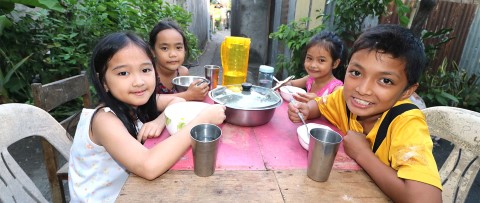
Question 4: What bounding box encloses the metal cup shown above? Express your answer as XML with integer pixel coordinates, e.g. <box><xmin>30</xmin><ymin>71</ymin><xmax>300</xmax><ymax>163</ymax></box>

<box><xmin>307</xmin><ymin>128</ymin><xmax>343</xmax><ymax>182</ymax></box>
<box><xmin>204</xmin><ymin>65</ymin><xmax>220</xmax><ymax>90</ymax></box>
<box><xmin>190</xmin><ymin>124</ymin><xmax>222</xmax><ymax>177</ymax></box>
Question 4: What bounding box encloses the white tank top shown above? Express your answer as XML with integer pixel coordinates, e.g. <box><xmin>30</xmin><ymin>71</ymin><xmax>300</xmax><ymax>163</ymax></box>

<box><xmin>68</xmin><ymin>108</ymin><xmax>141</xmax><ymax>202</ymax></box>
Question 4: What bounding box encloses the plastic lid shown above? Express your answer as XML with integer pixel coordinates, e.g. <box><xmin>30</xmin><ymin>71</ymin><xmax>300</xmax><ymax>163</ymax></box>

<box><xmin>259</xmin><ymin>65</ymin><xmax>274</xmax><ymax>73</ymax></box>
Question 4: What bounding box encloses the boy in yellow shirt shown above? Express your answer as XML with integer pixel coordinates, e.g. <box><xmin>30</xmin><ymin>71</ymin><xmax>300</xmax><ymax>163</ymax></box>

<box><xmin>288</xmin><ymin>24</ymin><xmax>442</xmax><ymax>202</ymax></box>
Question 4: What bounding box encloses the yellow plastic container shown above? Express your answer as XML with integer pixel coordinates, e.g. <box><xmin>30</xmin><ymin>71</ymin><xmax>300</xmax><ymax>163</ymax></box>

<box><xmin>221</xmin><ymin>36</ymin><xmax>251</xmax><ymax>85</ymax></box>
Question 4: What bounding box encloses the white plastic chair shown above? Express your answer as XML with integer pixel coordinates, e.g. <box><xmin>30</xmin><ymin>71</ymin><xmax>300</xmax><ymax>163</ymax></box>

<box><xmin>0</xmin><ymin>103</ymin><xmax>72</xmax><ymax>203</ymax></box>
<box><xmin>422</xmin><ymin>106</ymin><xmax>480</xmax><ymax>203</ymax></box>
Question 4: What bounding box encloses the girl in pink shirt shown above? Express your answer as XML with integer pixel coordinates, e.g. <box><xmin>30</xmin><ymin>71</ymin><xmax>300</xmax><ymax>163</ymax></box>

<box><xmin>287</xmin><ymin>31</ymin><xmax>346</xmax><ymax>103</ymax></box>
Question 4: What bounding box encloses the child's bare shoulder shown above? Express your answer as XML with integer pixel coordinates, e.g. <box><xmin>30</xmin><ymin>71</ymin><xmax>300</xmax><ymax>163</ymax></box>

<box><xmin>92</xmin><ymin>107</ymin><xmax>121</xmax><ymax>124</ymax></box>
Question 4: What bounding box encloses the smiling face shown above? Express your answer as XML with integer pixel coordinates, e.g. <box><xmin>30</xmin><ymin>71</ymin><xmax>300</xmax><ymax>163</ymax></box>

<box><xmin>103</xmin><ymin>44</ymin><xmax>156</xmax><ymax>108</ymax></box>
<box><xmin>153</xmin><ymin>29</ymin><xmax>186</xmax><ymax>73</ymax></box>
<box><xmin>343</xmin><ymin>49</ymin><xmax>417</xmax><ymax>121</ymax></box>
<box><xmin>304</xmin><ymin>44</ymin><xmax>339</xmax><ymax>80</ymax></box>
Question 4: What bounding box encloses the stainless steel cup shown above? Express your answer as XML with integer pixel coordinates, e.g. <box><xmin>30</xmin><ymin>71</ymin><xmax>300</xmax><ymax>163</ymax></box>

<box><xmin>204</xmin><ymin>65</ymin><xmax>220</xmax><ymax>90</ymax></box>
<box><xmin>307</xmin><ymin>128</ymin><xmax>343</xmax><ymax>182</ymax></box>
<box><xmin>190</xmin><ymin>124</ymin><xmax>222</xmax><ymax>177</ymax></box>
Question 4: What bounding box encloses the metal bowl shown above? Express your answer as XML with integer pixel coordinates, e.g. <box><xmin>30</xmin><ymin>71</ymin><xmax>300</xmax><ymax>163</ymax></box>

<box><xmin>172</xmin><ymin>76</ymin><xmax>210</xmax><ymax>92</ymax></box>
<box><xmin>209</xmin><ymin>83</ymin><xmax>282</xmax><ymax>126</ymax></box>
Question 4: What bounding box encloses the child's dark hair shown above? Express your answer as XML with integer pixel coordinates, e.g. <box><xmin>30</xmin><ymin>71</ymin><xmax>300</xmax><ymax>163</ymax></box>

<box><xmin>149</xmin><ymin>20</ymin><xmax>190</xmax><ymax>61</ymax></box>
<box><xmin>305</xmin><ymin>30</ymin><xmax>347</xmax><ymax>71</ymax></box>
<box><xmin>90</xmin><ymin>32</ymin><xmax>160</xmax><ymax>138</ymax></box>
<box><xmin>349</xmin><ymin>24</ymin><xmax>426</xmax><ymax>88</ymax></box>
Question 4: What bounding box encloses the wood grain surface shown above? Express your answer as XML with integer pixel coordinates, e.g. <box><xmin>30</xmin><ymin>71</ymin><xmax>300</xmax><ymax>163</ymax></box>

<box><xmin>117</xmin><ymin>169</ymin><xmax>390</xmax><ymax>202</ymax></box>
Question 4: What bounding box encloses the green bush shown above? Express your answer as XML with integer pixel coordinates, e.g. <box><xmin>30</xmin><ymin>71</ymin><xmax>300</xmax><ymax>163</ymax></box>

<box><xmin>415</xmin><ymin>28</ymin><xmax>480</xmax><ymax>112</ymax></box>
<box><xmin>269</xmin><ymin>17</ymin><xmax>325</xmax><ymax>79</ymax></box>
<box><xmin>0</xmin><ymin>0</ymin><xmax>200</xmax><ymax>103</ymax></box>
<box><xmin>418</xmin><ymin>59</ymin><xmax>480</xmax><ymax>112</ymax></box>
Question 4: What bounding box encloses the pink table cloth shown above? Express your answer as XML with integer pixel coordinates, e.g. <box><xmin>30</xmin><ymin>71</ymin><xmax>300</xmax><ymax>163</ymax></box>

<box><xmin>144</xmin><ymin>97</ymin><xmax>361</xmax><ymax>171</ymax></box>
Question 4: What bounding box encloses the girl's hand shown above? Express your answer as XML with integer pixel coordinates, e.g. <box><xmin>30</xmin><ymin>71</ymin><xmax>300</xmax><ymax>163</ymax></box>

<box><xmin>293</xmin><ymin>92</ymin><xmax>317</xmax><ymax>103</ymax></box>
<box><xmin>137</xmin><ymin>119</ymin><xmax>164</xmax><ymax>142</ymax></box>
<box><xmin>343</xmin><ymin>130</ymin><xmax>371</xmax><ymax>161</ymax></box>
<box><xmin>196</xmin><ymin>104</ymin><xmax>226</xmax><ymax>125</ymax></box>
<box><xmin>186</xmin><ymin>79</ymin><xmax>209</xmax><ymax>101</ymax></box>
<box><xmin>287</xmin><ymin>102</ymin><xmax>310</xmax><ymax>123</ymax></box>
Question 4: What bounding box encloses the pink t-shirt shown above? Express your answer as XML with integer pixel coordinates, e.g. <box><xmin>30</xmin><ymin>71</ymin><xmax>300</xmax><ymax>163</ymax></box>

<box><xmin>306</xmin><ymin>77</ymin><xmax>343</xmax><ymax>96</ymax></box>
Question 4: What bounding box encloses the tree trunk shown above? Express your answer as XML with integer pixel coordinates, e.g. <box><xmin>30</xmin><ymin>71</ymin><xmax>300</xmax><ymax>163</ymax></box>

<box><xmin>410</xmin><ymin>0</ymin><xmax>437</xmax><ymax>37</ymax></box>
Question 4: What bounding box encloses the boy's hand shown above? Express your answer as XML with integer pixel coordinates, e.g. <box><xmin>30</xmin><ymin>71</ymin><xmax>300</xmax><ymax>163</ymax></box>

<box><xmin>186</xmin><ymin>79</ymin><xmax>209</xmax><ymax>101</ymax></box>
<box><xmin>287</xmin><ymin>102</ymin><xmax>309</xmax><ymax>123</ymax></box>
<box><xmin>343</xmin><ymin>130</ymin><xmax>372</xmax><ymax>161</ymax></box>
<box><xmin>293</xmin><ymin>92</ymin><xmax>317</xmax><ymax>103</ymax></box>
<box><xmin>137</xmin><ymin>119</ymin><xmax>165</xmax><ymax>142</ymax></box>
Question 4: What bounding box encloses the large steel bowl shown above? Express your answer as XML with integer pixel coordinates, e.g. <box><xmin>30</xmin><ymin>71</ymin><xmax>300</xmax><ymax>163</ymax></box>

<box><xmin>172</xmin><ymin>76</ymin><xmax>210</xmax><ymax>92</ymax></box>
<box><xmin>209</xmin><ymin>83</ymin><xmax>282</xmax><ymax>127</ymax></box>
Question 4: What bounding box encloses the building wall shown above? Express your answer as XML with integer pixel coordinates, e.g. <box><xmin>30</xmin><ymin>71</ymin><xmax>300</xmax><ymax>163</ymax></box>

<box><xmin>294</xmin><ymin>0</ymin><xmax>326</xmax><ymax>30</ymax></box>
<box><xmin>231</xmin><ymin>0</ymin><xmax>271</xmax><ymax>68</ymax></box>
<box><xmin>164</xmin><ymin>0</ymin><xmax>210</xmax><ymax>49</ymax></box>
<box><xmin>459</xmin><ymin>6</ymin><xmax>480</xmax><ymax>77</ymax></box>
<box><xmin>443</xmin><ymin>0</ymin><xmax>480</xmax><ymax>3</ymax></box>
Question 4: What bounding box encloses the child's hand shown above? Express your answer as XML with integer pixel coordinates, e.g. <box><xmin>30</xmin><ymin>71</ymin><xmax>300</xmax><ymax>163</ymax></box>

<box><xmin>293</xmin><ymin>92</ymin><xmax>317</xmax><ymax>103</ymax></box>
<box><xmin>137</xmin><ymin>119</ymin><xmax>164</xmax><ymax>142</ymax></box>
<box><xmin>186</xmin><ymin>79</ymin><xmax>209</xmax><ymax>101</ymax></box>
<box><xmin>196</xmin><ymin>104</ymin><xmax>226</xmax><ymax>125</ymax></box>
<box><xmin>287</xmin><ymin>102</ymin><xmax>309</xmax><ymax>123</ymax></box>
<box><xmin>343</xmin><ymin>130</ymin><xmax>372</xmax><ymax>161</ymax></box>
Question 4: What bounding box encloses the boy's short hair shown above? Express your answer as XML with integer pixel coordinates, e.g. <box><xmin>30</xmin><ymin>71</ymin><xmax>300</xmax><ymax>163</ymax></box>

<box><xmin>349</xmin><ymin>24</ymin><xmax>426</xmax><ymax>87</ymax></box>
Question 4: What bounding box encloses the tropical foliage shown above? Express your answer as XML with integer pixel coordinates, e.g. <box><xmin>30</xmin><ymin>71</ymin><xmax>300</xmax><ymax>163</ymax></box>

<box><xmin>0</xmin><ymin>0</ymin><xmax>199</xmax><ymax>103</ymax></box>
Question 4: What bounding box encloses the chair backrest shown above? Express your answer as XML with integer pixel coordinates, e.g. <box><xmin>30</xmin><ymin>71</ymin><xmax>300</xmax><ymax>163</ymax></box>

<box><xmin>422</xmin><ymin>106</ymin><xmax>480</xmax><ymax>203</ymax></box>
<box><xmin>0</xmin><ymin>103</ymin><xmax>72</xmax><ymax>203</ymax></box>
<box><xmin>31</xmin><ymin>71</ymin><xmax>91</xmax><ymax>202</ymax></box>
<box><xmin>31</xmin><ymin>70</ymin><xmax>92</xmax><ymax>136</ymax></box>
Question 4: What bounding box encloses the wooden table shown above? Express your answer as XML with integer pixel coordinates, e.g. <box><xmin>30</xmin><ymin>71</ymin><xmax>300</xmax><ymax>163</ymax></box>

<box><xmin>117</xmin><ymin>99</ymin><xmax>390</xmax><ymax>202</ymax></box>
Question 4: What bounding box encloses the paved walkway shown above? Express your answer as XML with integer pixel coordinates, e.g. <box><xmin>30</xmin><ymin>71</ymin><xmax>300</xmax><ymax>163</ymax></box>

<box><xmin>188</xmin><ymin>29</ymin><xmax>227</xmax><ymax>77</ymax></box>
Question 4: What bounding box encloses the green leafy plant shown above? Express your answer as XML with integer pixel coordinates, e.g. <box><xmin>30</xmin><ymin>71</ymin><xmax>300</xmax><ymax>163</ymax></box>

<box><xmin>421</xmin><ymin>28</ymin><xmax>455</xmax><ymax>64</ymax></box>
<box><xmin>394</xmin><ymin>0</ymin><xmax>412</xmax><ymax>27</ymax></box>
<box><xmin>333</xmin><ymin>0</ymin><xmax>391</xmax><ymax>45</ymax></box>
<box><xmin>0</xmin><ymin>0</ymin><xmax>64</xmax><ymax>36</ymax></box>
<box><xmin>1</xmin><ymin>0</ymin><xmax>200</xmax><ymax>103</ymax></box>
<box><xmin>0</xmin><ymin>48</ymin><xmax>31</xmax><ymax>103</ymax></box>
<box><xmin>269</xmin><ymin>17</ymin><xmax>325</xmax><ymax>78</ymax></box>
<box><xmin>418</xmin><ymin>58</ymin><xmax>480</xmax><ymax>112</ymax></box>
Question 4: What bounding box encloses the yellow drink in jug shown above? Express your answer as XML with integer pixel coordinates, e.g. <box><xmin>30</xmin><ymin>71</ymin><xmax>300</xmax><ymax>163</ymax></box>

<box><xmin>221</xmin><ymin>36</ymin><xmax>250</xmax><ymax>85</ymax></box>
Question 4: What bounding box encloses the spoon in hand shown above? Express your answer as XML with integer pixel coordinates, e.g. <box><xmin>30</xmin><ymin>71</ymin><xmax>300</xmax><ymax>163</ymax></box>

<box><xmin>285</xmin><ymin>86</ymin><xmax>308</xmax><ymax>134</ymax></box>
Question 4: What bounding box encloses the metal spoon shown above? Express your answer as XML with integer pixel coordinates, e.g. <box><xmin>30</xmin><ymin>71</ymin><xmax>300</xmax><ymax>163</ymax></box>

<box><xmin>272</xmin><ymin>76</ymin><xmax>281</xmax><ymax>83</ymax></box>
<box><xmin>271</xmin><ymin>75</ymin><xmax>295</xmax><ymax>91</ymax></box>
<box><xmin>285</xmin><ymin>86</ymin><xmax>308</xmax><ymax>134</ymax></box>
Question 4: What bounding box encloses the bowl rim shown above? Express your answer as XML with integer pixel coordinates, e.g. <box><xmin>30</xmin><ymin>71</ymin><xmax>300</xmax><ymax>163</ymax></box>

<box><xmin>164</xmin><ymin>101</ymin><xmax>210</xmax><ymax>118</ymax></box>
<box><xmin>172</xmin><ymin>76</ymin><xmax>210</xmax><ymax>86</ymax></box>
<box><xmin>296</xmin><ymin>123</ymin><xmax>332</xmax><ymax>150</ymax></box>
<box><xmin>279</xmin><ymin>85</ymin><xmax>307</xmax><ymax>94</ymax></box>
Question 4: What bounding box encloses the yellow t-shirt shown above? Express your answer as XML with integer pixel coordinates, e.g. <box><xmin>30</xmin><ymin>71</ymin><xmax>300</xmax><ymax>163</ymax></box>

<box><xmin>315</xmin><ymin>88</ymin><xmax>442</xmax><ymax>190</ymax></box>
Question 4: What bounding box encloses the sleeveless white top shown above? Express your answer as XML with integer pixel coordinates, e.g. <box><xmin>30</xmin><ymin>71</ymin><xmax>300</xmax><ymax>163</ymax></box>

<box><xmin>69</xmin><ymin>108</ymin><xmax>142</xmax><ymax>202</ymax></box>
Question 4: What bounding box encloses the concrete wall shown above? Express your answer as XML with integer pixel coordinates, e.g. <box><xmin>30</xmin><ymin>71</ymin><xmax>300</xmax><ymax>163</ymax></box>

<box><xmin>294</xmin><ymin>0</ymin><xmax>325</xmax><ymax>29</ymax></box>
<box><xmin>231</xmin><ymin>0</ymin><xmax>271</xmax><ymax>69</ymax></box>
<box><xmin>164</xmin><ymin>0</ymin><xmax>210</xmax><ymax>49</ymax></box>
